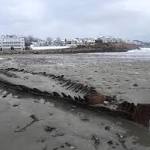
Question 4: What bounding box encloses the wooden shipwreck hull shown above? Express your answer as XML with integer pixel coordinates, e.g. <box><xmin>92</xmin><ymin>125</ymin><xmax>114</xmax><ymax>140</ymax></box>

<box><xmin>0</xmin><ymin>68</ymin><xmax>149</xmax><ymax>127</ymax></box>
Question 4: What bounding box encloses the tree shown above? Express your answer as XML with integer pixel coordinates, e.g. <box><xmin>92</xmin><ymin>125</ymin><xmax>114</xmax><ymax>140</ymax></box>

<box><xmin>95</xmin><ymin>38</ymin><xmax>103</xmax><ymax>44</ymax></box>
<box><xmin>46</xmin><ymin>37</ymin><xmax>53</xmax><ymax>45</ymax></box>
<box><xmin>24</xmin><ymin>36</ymin><xmax>38</xmax><ymax>47</ymax></box>
<box><xmin>54</xmin><ymin>37</ymin><xmax>63</xmax><ymax>46</ymax></box>
<box><xmin>24</xmin><ymin>36</ymin><xmax>39</xmax><ymax>49</ymax></box>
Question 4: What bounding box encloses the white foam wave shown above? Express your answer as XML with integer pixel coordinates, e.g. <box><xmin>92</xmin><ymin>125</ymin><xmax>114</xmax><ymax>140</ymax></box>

<box><xmin>127</xmin><ymin>48</ymin><xmax>150</xmax><ymax>54</ymax></box>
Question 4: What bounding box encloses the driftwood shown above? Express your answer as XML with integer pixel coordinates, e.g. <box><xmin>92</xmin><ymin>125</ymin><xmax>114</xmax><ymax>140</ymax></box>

<box><xmin>0</xmin><ymin>68</ymin><xmax>149</xmax><ymax>127</ymax></box>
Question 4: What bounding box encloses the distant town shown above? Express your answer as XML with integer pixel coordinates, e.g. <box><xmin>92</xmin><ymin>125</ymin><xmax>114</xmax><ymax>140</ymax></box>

<box><xmin>0</xmin><ymin>35</ymin><xmax>150</xmax><ymax>53</ymax></box>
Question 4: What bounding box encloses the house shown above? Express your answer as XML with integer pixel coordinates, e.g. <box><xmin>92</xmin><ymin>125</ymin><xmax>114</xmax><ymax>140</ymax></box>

<box><xmin>0</xmin><ymin>35</ymin><xmax>25</xmax><ymax>51</ymax></box>
<box><xmin>99</xmin><ymin>36</ymin><xmax>123</xmax><ymax>43</ymax></box>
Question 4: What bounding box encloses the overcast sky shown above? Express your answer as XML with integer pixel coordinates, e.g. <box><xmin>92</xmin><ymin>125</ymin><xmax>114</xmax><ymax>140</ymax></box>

<box><xmin>0</xmin><ymin>0</ymin><xmax>150</xmax><ymax>40</ymax></box>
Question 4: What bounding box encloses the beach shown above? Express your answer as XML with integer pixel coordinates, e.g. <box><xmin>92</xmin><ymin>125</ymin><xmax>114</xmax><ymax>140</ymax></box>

<box><xmin>0</xmin><ymin>48</ymin><xmax>150</xmax><ymax>150</ymax></box>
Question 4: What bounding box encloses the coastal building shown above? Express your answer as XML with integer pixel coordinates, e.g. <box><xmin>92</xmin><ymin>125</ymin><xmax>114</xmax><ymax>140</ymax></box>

<box><xmin>64</xmin><ymin>38</ymin><xmax>95</xmax><ymax>46</ymax></box>
<box><xmin>32</xmin><ymin>38</ymin><xmax>65</xmax><ymax>47</ymax></box>
<box><xmin>82</xmin><ymin>38</ymin><xmax>96</xmax><ymax>45</ymax></box>
<box><xmin>99</xmin><ymin>36</ymin><xmax>124</xmax><ymax>43</ymax></box>
<box><xmin>132</xmin><ymin>40</ymin><xmax>144</xmax><ymax>46</ymax></box>
<box><xmin>0</xmin><ymin>35</ymin><xmax>25</xmax><ymax>51</ymax></box>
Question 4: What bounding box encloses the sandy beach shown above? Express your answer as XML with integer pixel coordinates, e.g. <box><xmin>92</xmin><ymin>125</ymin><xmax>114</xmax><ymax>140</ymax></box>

<box><xmin>0</xmin><ymin>48</ymin><xmax>150</xmax><ymax>150</ymax></box>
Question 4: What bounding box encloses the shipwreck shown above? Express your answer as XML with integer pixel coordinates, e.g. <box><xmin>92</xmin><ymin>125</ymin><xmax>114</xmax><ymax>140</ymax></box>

<box><xmin>0</xmin><ymin>68</ymin><xmax>149</xmax><ymax>127</ymax></box>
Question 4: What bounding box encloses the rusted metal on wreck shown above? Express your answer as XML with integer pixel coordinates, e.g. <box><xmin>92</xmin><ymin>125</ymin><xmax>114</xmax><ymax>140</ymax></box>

<box><xmin>0</xmin><ymin>67</ymin><xmax>150</xmax><ymax>128</ymax></box>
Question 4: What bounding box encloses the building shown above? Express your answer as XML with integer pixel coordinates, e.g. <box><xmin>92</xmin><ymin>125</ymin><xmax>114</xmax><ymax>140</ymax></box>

<box><xmin>0</xmin><ymin>35</ymin><xmax>25</xmax><ymax>51</ymax></box>
<box><xmin>132</xmin><ymin>40</ymin><xmax>144</xmax><ymax>46</ymax></box>
<box><xmin>99</xmin><ymin>36</ymin><xmax>124</xmax><ymax>43</ymax></box>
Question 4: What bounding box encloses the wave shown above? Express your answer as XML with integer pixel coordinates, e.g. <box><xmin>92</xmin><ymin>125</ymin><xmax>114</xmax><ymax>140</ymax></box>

<box><xmin>127</xmin><ymin>48</ymin><xmax>150</xmax><ymax>54</ymax></box>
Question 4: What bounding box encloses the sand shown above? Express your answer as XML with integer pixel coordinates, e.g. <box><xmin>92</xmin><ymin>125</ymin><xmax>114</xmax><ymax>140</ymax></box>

<box><xmin>0</xmin><ymin>50</ymin><xmax>150</xmax><ymax>150</ymax></box>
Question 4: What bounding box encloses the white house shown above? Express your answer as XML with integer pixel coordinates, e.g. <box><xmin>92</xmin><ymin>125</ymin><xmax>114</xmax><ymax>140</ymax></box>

<box><xmin>0</xmin><ymin>35</ymin><xmax>25</xmax><ymax>51</ymax></box>
<box><xmin>99</xmin><ymin>36</ymin><xmax>124</xmax><ymax>43</ymax></box>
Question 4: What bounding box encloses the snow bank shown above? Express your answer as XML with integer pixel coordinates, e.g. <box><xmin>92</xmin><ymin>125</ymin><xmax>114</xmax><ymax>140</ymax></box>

<box><xmin>31</xmin><ymin>45</ymin><xmax>71</xmax><ymax>50</ymax></box>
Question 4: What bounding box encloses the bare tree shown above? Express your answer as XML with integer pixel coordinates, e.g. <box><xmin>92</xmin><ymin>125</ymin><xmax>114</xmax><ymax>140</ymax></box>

<box><xmin>46</xmin><ymin>37</ymin><xmax>53</xmax><ymax>46</ymax></box>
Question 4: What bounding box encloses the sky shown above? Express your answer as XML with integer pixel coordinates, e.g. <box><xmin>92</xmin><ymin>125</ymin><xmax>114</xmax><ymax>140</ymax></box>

<box><xmin>0</xmin><ymin>0</ymin><xmax>150</xmax><ymax>41</ymax></box>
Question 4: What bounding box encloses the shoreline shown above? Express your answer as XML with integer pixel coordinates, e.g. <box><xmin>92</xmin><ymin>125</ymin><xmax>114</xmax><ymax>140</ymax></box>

<box><xmin>0</xmin><ymin>47</ymin><xmax>133</xmax><ymax>55</ymax></box>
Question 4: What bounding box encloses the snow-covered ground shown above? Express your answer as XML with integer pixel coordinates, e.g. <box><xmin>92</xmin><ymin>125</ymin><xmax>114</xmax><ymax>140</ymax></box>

<box><xmin>31</xmin><ymin>45</ymin><xmax>71</xmax><ymax>50</ymax></box>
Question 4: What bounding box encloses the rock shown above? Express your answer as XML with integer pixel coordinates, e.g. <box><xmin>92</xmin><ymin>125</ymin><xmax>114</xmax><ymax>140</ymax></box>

<box><xmin>105</xmin><ymin>126</ymin><xmax>110</xmax><ymax>131</ymax></box>
<box><xmin>2</xmin><ymin>93</ymin><xmax>8</xmax><ymax>98</ymax></box>
<box><xmin>133</xmin><ymin>83</ymin><xmax>138</xmax><ymax>87</ymax></box>
<box><xmin>60</xmin><ymin>145</ymin><xmax>65</xmax><ymax>148</ymax></box>
<box><xmin>49</xmin><ymin>113</ymin><xmax>53</xmax><ymax>116</ymax></box>
<box><xmin>107</xmin><ymin>140</ymin><xmax>113</xmax><ymax>145</ymax></box>
<box><xmin>44</xmin><ymin>125</ymin><xmax>56</xmax><ymax>133</ymax></box>
<box><xmin>65</xmin><ymin>142</ymin><xmax>76</xmax><ymax>149</ymax></box>
<box><xmin>12</xmin><ymin>104</ymin><xmax>20</xmax><ymax>107</ymax></box>
<box><xmin>91</xmin><ymin>135</ymin><xmax>100</xmax><ymax>147</ymax></box>
<box><xmin>9</xmin><ymin>99</ymin><xmax>21</xmax><ymax>107</ymax></box>
<box><xmin>30</xmin><ymin>114</ymin><xmax>39</xmax><ymax>121</ymax></box>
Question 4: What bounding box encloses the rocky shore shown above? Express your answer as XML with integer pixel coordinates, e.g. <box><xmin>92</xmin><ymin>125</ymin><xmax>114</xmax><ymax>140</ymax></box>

<box><xmin>0</xmin><ymin>42</ymin><xmax>139</xmax><ymax>55</ymax></box>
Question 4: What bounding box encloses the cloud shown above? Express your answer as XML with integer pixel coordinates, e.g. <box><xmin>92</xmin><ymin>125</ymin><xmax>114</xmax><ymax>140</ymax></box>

<box><xmin>0</xmin><ymin>0</ymin><xmax>150</xmax><ymax>40</ymax></box>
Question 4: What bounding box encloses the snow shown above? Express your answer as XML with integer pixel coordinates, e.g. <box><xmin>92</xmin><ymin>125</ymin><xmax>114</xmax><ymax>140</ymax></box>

<box><xmin>31</xmin><ymin>45</ymin><xmax>71</xmax><ymax>50</ymax></box>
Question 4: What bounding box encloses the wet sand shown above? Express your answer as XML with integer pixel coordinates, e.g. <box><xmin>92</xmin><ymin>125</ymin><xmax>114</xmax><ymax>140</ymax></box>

<box><xmin>0</xmin><ymin>50</ymin><xmax>150</xmax><ymax>150</ymax></box>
